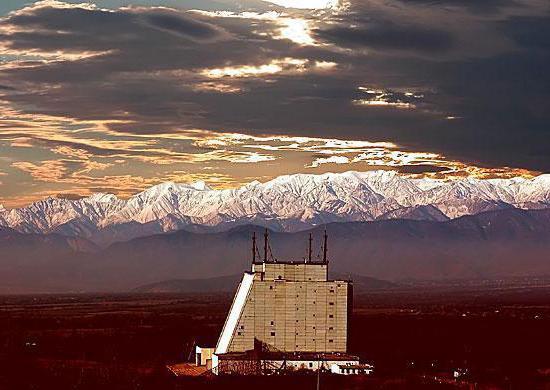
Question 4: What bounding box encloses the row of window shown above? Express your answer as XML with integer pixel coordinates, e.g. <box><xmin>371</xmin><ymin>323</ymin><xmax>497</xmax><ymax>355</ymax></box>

<box><xmin>240</xmin><ymin>323</ymin><xmax>335</xmax><ymax>329</ymax></box>
<box><xmin>267</xmin><ymin>285</ymin><xmax>339</xmax><ymax>293</ymax></box>
<box><xmin>237</xmin><ymin>329</ymin><xmax>337</xmax><ymax>344</ymax></box>
<box><xmin>269</xmin><ymin>331</ymin><xmax>335</xmax><ymax>344</ymax></box>
<box><xmin>237</xmin><ymin>326</ymin><xmax>336</xmax><ymax>337</ymax></box>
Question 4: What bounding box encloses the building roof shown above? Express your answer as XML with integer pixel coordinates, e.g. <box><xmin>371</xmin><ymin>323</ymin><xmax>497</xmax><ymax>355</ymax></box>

<box><xmin>333</xmin><ymin>363</ymin><xmax>374</xmax><ymax>369</ymax></box>
<box><xmin>167</xmin><ymin>363</ymin><xmax>211</xmax><ymax>377</ymax></box>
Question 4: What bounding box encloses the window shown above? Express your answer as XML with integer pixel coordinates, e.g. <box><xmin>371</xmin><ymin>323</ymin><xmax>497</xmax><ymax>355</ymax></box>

<box><xmin>329</xmin><ymin>289</ymin><xmax>334</xmax><ymax>293</ymax></box>
<box><xmin>270</xmin><ymin>331</ymin><xmax>275</xmax><ymax>336</ymax></box>
<box><xmin>313</xmin><ymin>326</ymin><xmax>316</xmax><ymax>329</ymax></box>
<box><xmin>278</xmin><ymin>275</ymin><xmax>282</xmax><ymax>280</ymax></box>
<box><xmin>329</xmin><ymin>327</ymin><xmax>334</xmax><ymax>330</ymax></box>
<box><xmin>237</xmin><ymin>332</ymin><xmax>242</xmax><ymax>336</ymax></box>
<box><xmin>240</xmin><ymin>325</ymin><xmax>244</xmax><ymax>329</ymax></box>
<box><xmin>329</xmin><ymin>314</ymin><xmax>334</xmax><ymax>318</ymax></box>
<box><xmin>309</xmin><ymin>363</ymin><xmax>313</xmax><ymax>368</ymax></box>
<box><xmin>269</xmin><ymin>285</ymin><xmax>273</xmax><ymax>290</ymax></box>
<box><xmin>329</xmin><ymin>339</ymin><xmax>334</xmax><ymax>343</ymax></box>
<box><xmin>329</xmin><ymin>302</ymin><xmax>334</xmax><ymax>306</ymax></box>
<box><xmin>270</xmin><ymin>321</ymin><xmax>274</xmax><ymax>325</ymax></box>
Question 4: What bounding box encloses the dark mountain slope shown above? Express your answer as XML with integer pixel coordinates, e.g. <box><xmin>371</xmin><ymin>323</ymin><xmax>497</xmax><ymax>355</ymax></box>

<box><xmin>1</xmin><ymin>209</ymin><xmax>549</xmax><ymax>293</ymax></box>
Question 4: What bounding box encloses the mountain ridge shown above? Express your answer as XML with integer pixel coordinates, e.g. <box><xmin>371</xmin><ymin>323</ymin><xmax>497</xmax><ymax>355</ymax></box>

<box><xmin>1</xmin><ymin>171</ymin><xmax>549</xmax><ymax>246</ymax></box>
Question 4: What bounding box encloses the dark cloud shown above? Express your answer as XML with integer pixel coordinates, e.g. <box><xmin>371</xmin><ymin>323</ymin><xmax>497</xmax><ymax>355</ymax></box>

<box><xmin>396</xmin><ymin>0</ymin><xmax>519</xmax><ymax>15</ymax></box>
<box><xmin>499</xmin><ymin>16</ymin><xmax>550</xmax><ymax>50</ymax></box>
<box><xmin>142</xmin><ymin>11</ymin><xmax>225</xmax><ymax>40</ymax></box>
<box><xmin>397</xmin><ymin>165</ymin><xmax>450</xmax><ymax>174</ymax></box>
<box><xmin>1</xmin><ymin>5</ymin><xmax>226</xmax><ymax>53</ymax></box>
<box><xmin>54</xmin><ymin>193</ymin><xmax>86</xmax><ymax>200</ymax></box>
<box><xmin>315</xmin><ymin>22</ymin><xmax>454</xmax><ymax>53</ymax></box>
<box><xmin>0</xmin><ymin>0</ymin><xmax>549</xmax><ymax>174</ymax></box>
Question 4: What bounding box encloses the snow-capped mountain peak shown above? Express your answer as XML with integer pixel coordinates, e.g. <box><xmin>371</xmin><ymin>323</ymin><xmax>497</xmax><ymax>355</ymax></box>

<box><xmin>1</xmin><ymin>171</ymin><xmax>549</xmax><ymax>246</ymax></box>
<box><xmin>86</xmin><ymin>193</ymin><xmax>119</xmax><ymax>203</ymax></box>
<box><xmin>190</xmin><ymin>181</ymin><xmax>212</xmax><ymax>191</ymax></box>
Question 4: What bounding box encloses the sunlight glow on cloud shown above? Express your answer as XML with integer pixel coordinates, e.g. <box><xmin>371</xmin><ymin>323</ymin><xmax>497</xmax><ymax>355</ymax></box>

<box><xmin>200</xmin><ymin>58</ymin><xmax>326</xmax><ymax>78</ymax></box>
<box><xmin>278</xmin><ymin>17</ymin><xmax>316</xmax><ymax>45</ymax></box>
<box><xmin>308</xmin><ymin>155</ymin><xmax>349</xmax><ymax>167</ymax></box>
<box><xmin>352</xmin><ymin>87</ymin><xmax>424</xmax><ymax>109</ymax></box>
<box><xmin>353</xmin><ymin>100</ymin><xmax>415</xmax><ymax>109</ymax></box>
<box><xmin>190</xmin><ymin>9</ymin><xmax>318</xmax><ymax>46</ymax></box>
<box><xmin>263</xmin><ymin>0</ymin><xmax>341</xmax><ymax>10</ymax></box>
<box><xmin>1</xmin><ymin>116</ymin><xmax>539</xmax><ymax>208</ymax></box>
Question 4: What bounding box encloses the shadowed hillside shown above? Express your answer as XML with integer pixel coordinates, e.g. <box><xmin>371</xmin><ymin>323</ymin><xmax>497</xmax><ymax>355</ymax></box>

<box><xmin>1</xmin><ymin>209</ymin><xmax>550</xmax><ymax>293</ymax></box>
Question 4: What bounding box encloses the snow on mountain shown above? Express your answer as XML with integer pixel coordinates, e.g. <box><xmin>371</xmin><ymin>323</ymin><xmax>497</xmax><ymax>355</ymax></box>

<box><xmin>1</xmin><ymin>171</ymin><xmax>549</xmax><ymax>246</ymax></box>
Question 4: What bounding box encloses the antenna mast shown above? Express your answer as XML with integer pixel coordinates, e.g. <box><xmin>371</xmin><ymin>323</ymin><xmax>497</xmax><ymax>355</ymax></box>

<box><xmin>252</xmin><ymin>232</ymin><xmax>256</xmax><ymax>264</ymax></box>
<box><xmin>323</xmin><ymin>229</ymin><xmax>328</xmax><ymax>263</ymax></box>
<box><xmin>264</xmin><ymin>228</ymin><xmax>268</xmax><ymax>263</ymax></box>
<box><xmin>308</xmin><ymin>233</ymin><xmax>312</xmax><ymax>263</ymax></box>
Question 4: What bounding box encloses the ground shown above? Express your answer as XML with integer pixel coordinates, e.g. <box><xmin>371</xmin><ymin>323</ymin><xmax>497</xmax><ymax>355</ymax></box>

<box><xmin>1</xmin><ymin>283</ymin><xmax>550</xmax><ymax>389</ymax></box>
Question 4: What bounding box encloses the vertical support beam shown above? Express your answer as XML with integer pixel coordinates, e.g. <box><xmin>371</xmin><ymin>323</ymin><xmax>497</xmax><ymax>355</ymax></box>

<box><xmin>323</xmin><ymin>229</ymin><xmax>328</xmax><ymax>263</ymax></box>
<box><xmin>264</xmin><ymin>228</ymin><xmax>268</xmax><ymax>263</ymax></box>
<box><xmin>252</xmin><ymin>232</ymin><xmax>256</xmax><ymax>264</ymax></box>
<box><xmin>308</xmin><ymin>233</ymin><xmax>313</xmax><ymax>263</ymax></box>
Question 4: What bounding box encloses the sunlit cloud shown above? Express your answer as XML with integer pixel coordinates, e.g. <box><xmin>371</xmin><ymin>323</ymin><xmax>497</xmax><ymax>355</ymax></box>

<box><xmin>192</xmin><ymin>81</ymin><xmax>243</xmax><ymax>94</ymax></box>
<box><xmin>201</xmin><ymin>58</ymin><xmax>308</xmax><ymax>78</ymax></box>
<box><xmin>1</xmin><ymin>119</ymin><xmax>540</xmax><ymax>208</ymax></box>
<box><xmin>352</xmin><ymin>87</ymin><xmax>424</xmax><ymax>109</ymax></box>
<box><xmin>278</xmin><ymin>18</ymin><xmax>316</xmax><ymax>45</ymax></box>
<box><xmin>190</xmin><ymin>9</ymin><xmax>318</xmax><ymax>46</ymax></box>
<box><xmin>263</xmin><ymin>0</ymin><xmax>341</xmax><ymax>10</ymax></box>
<box><xmin>194</xmin><ymin>133</ymin><xmax>397</xmax><ymax>151</ymax></box>
<box><xmin>12</xmin><ymin>160</ymin><xmax>68</xmax><ymax>181</ymax></box>
<box><xmin>189</xmin><ymin>10</ymin><xmax>281</xmax><ymax>20</ymax></box>
<box><xmin>314</xmin><ymin>61</ymin><xmax>337</xmax><ymax>70</ymax></box>
<box><xmin>353</xmin><ymin>100</ymin><xmax>415</xmax><ymax>109</ymax></box>
<box><xmin>308</xmin><ymin>155</ymin><xmax>349</xmax><ymax>167</ymax></box>
<box><xmin>352</xmin><ymin>150</ymin><xmax>441</xmax><ymax>166</ymax></box>
<box><xmin>12</xmin><ymin>0</ymin><xmax>102</xmax><ymax>12</ymax></box>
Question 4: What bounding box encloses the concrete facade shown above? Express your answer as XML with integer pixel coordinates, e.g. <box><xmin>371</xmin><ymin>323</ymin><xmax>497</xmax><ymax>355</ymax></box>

<box><xmin>215</xmin><ymin>261</ymin><xmax>352</xmax><ymax>355</ymax></box>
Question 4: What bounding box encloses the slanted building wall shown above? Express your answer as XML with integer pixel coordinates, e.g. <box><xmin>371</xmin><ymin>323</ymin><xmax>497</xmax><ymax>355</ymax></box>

<box><xmin>215</xmin><ymin>262</ymin><xmax>350</xmax><ymax>354</ymax></box>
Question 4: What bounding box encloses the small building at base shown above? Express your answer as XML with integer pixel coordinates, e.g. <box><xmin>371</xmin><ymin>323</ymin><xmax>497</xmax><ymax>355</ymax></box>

<box><xmin>330</xmin><ymin>363</ymin><xmax>374</xmax><ymax>375</ymax></box>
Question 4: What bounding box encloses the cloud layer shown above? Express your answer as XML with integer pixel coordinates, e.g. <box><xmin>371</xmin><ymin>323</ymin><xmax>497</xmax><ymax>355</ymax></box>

<box><xmin>0</xmin><ymin>0</ymin><xmax>548</xmax><ymax>207</ymax></box>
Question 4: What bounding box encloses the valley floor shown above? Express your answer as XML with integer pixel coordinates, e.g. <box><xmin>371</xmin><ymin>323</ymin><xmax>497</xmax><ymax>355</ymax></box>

<box><xmin>1</xmin><ymin>283</ymin><xmax>550</xmax><ymax>389</ymax></box>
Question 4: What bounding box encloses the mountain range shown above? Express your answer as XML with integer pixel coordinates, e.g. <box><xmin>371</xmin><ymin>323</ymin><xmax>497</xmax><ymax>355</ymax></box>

<box><xmin>1</xmin><ymin>207</ymin><xmax>550</xmax><ymax>293</ymax></box>
<box><xmin>2</xmin><ymin>171</ymin><xmax>550</xmax><ymax>247</ymax></box>
<box><xmin>2</xmin><ymin>171</ymin><xmax>550</xmax><ymax>293</ymax></box>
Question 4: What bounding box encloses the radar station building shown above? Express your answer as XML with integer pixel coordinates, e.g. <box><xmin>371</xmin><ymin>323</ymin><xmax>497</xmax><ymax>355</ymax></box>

<box><xmin>197</xmin><ymin>230</ymin><xmax>359</xmax><ymax>375</ymax></box>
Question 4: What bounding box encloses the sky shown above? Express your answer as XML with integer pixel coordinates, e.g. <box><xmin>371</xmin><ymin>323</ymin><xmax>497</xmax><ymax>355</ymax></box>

<box><xmin>0</xmin><ymin>0</ymin><xmax>548</xmax><ymax>207</ymax></box>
